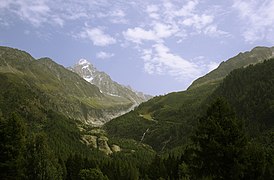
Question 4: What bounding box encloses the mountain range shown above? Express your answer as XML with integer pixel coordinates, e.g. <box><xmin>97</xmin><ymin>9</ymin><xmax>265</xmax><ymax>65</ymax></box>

<box><xmin>1</xmin><ymin>45</ymin><xmax>274</xmax><ymax>179</ymax></box>
<box><xmin>0</xmin><ymin>46</ymin><xmax>150</xmax><ymax>126</ymax></box>
<box><xmin>105</xmin><ymin>46</ymin><xmax>274</xmax><ymax>151</ymax></box>
<box><xmin>69</xmin><ymin>59</ymin><xmax>151</xmax><ymax>107</ymax></box>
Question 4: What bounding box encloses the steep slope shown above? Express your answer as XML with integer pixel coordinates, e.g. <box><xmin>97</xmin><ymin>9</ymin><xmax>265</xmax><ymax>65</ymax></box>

<box><xmin>0</xmin><ymin>71</ymin><xmax>96</xmax><ymax>159</ymax></box>
<box><xmin>69</xmin><ymin>59</ymin><xmax>151</xmax><ymax>107</ymax></box>
<box><xmin>104</xmin><ymin>46</ymin><xmax>274</xmax><ymax>151</ymax></box>
<box><xmin>188</xmin><ymin>46</ymin><xmax>274</xmax><ymax>90</ymax></box>
<box><xmin>209</xmin><ymin>58</ymin><xmax>274</xmax><ymax>133</ymax></box>
<box><xmin>0</xmin><ymin>46</ymin><xmax>157</xmax><ymax>158</ymax></box>
<box><xmin>0</xmin><ymin>46</ymin><xmax>133</xmax><ymax>126</ymax></box>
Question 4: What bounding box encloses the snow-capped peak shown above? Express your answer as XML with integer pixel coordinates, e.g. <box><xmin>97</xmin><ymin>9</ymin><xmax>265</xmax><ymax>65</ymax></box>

<box><xmin>78</xmin><ymin>59</ymin><xmax>90</xmax><ymax>65</ymax></box>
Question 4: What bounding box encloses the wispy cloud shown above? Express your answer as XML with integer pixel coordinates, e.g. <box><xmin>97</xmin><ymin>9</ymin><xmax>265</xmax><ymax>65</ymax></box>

<box><xmin>146</xmin><ymin>4</ymin><xmax>160</xmax><ymax>19</ymax></box>
<box><xmin>142</xmin><ymin>43</ymin><xmax>202</xmax><ymax>80</ymax></box>
<box><xmin>0</xmin><ymin>17</ymin><xmax>9</xmax><ymax>27</ymax></box>
<box><xmin>0</xmin><ymin>0</ymin><xmax>12</xmax><ymax>9</ymax></box>
<box><xmin>0</xmin><ymin>0</ymin><xmax>64</xmax><ymax>27</ymax></box>
<box><xmin>123</xmin><ymin>22</ymin><xmax>179</xmax><ymax>44</ymax></box>
<box><xmin>204</xmin><ymin>25</ymin><xmax>230</xmax><ymax>37</ymax></box>
<box><xmin>123</xmin><ymin>0</ymin><xmax>228</xmax><ymax>80</ymax></box>
<box><xmin>124</xmin><ymin>0</ymin><xmax>228</xmax><ymax>45</ymax></box>
<box><xmin>97</xmin><ymin>9</ymin><xmax>128</xmax><ymax>24</ymax></box>
<box><xmin>79</xmin><ymin>27</ymin><xmax>116</xmax><ymax>46</ymax></box>
<box><xmin>123</xmin><ymin>27</ymin><xmax>159</xmax><ymax>43</ymax></box>
<box><xmin>96</xmin><ymin>51</ymin><xmax>114</xmax><ymax>59</ymax></box>
<box><xmin>233</xmin><ymin>0</ymin><xmax>274</xmax><ymax>43</ymax></box>
<box><xmin>0</xmin><ymin>0</ymin><xmax>233</xmax><ymax>84</ymax></box>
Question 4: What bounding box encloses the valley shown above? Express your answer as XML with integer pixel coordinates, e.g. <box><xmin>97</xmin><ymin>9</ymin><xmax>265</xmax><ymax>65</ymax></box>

<box><xmin>1</xmin><ymin>46</ymin><xmax>274</xmax><ymax>179</ymax></box>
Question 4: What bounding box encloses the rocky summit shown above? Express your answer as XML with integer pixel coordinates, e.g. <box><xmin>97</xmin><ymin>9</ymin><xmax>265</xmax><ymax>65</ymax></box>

<box><xmin>69</xmin><ymin>59</ymin><xmax>152</xmax><ymax>107</ymax></box>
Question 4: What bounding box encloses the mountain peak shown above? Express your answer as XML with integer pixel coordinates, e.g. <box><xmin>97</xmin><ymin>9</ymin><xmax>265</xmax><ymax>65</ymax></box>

<box><xmin>70</xmin><ymin>60</ymin><xmax>152</xmax><ymax>108</ymax></box>
<box><xmin>78</xmin><ymin>59</ymin><xmax>90</xmax><ymax>65</ymax></box>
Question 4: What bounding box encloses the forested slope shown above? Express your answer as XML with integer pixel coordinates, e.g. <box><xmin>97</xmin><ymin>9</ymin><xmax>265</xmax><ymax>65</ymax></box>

<box><xmin>105</xmin><ymin>47</ymin><xmax>274</xmax><ymax>151</ymax></box>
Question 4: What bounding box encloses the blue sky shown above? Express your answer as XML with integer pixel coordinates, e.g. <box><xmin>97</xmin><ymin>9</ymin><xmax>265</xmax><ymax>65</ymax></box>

<box><xmin>1</xmin><ymin>0</ymin><xmax>274</xmax><ymax>95</ymax></box>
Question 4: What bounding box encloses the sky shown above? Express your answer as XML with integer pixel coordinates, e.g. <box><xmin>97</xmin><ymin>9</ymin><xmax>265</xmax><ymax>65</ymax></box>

<box><xmin>1</xmin><ymin>0</ymin><xmax>274</xmax><ymax>95</ymax></box>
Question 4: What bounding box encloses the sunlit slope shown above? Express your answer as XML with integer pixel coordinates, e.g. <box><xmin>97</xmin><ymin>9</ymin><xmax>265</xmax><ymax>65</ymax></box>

<box><xmin>104</xmin><ymin>46</ymin><xmax>274</xmax><ymax>151</ymax></box>
<box><xmin>0</xmin><ymin>46</ymin><xmax>133</xmax><ymax>125</ymax></box>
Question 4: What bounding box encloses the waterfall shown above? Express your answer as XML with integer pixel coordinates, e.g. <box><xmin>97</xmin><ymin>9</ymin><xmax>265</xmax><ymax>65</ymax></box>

<box><xmin>140</xmin><ymin>128</ymin><xmax>149</xmax><ymax>143</ymax></box>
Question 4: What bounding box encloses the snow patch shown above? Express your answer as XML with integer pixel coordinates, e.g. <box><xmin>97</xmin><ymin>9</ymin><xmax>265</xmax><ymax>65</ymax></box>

<box><xmin>79</xmin><ymin>59</ymin><xmax>90</xmax><ymax>65</ymax></box>
<box><xmin>107</xmin><ymin>93</ymin><xmax>121</xmax><ymax>97</ymax></box>
<box><xmin>82</xmin><ymin>65</ymin><xmax>89</xmax><ymax>69</ymax></box>
<box><xmin>84</xmin><ymin>76</ymin><xmax>93</xmax><ymax>82</ymax></box>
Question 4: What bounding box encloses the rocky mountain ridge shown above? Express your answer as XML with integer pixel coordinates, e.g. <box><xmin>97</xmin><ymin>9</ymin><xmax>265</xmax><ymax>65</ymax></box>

<box><xmin>69</xmin><ymin>59</ymin><xmax>152</xmax><ymax>108</ymax></box>
<box><xmin>105</xmin><ymin>46</ymin><xmax>274</xmax><ymax>151</ymax></box>
<box><xmin>0</xmin><ymin>46</ymin><xmax>141</xmax><ymax>126</ymax></box>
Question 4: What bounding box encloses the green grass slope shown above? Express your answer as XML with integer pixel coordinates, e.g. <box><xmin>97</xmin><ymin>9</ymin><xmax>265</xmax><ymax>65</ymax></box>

<box><xmin>0</xmin><ymin>46</ymin><xmax>133</xmax><ymax>125</ymax></box>
<box><xmin>188</xmin><ymin>46</ymin><xmax>274</xmax><ymax>90</ymax></box>
<box><xmin>104</xmin><ymin>46</ymin><xmax>274</xmax><ymax>151</ymax></box>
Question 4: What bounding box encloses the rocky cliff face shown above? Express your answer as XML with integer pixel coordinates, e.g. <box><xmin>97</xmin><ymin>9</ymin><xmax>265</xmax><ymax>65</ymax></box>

<box><xmin>69</xmin><ymin>59</ymin><xmax>152</xmax><ymax>108</ymax></box>
<box><xmin>0</xmin><ymin>46</ymin><xmax>142</xmax><ymax>126</ymax></box>
<box><xmin>81</xmin><ymin>128</ymin><xmax>121</xmax><ymax>155</ymax></box>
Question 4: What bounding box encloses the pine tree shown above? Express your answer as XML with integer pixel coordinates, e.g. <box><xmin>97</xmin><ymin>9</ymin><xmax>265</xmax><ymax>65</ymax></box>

<box><xmin>25</xmin><ymin>133</ymin><xmax>62</xmax><ymax>180</ymax></box>
<box><xmin>0</xmin><ymin>113</ymin><xmax>26</xmax><ymax>179</ymax></box>
<box><xmin>190</xmin><ymin>98</ymin><xmax>247</xmax><ymax>179</ymax></box>
<box><xmin>79</xmin><ymin>168</ymin><xmax>108</xmax><ymax>180</ymax></box>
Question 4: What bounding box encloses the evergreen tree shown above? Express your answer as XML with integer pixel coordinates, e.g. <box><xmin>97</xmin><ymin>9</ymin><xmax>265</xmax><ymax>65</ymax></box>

<box><xmin>148</xmin><ymin>155</ymin><xmax>167</xmax><ymax>179</ymax></box>
<box><xmin>190</xmin><ymin>98</ymin><xmax>247</xmax><ymax>179</ymax></box>
<box><xmin>0</xmin><ymin>113</ymin><xmax>26</xmax><ymax>179</ymax></box>
<box><xmin>25</xmin><ymin>133</ymin><xmax>62</xmax><ymax>180</ymax></box>
<box><xmin>66</xmin><ymin>154</ymin><xmax>84</xmax><ymax>180</ymax></box>
<box><xmin>79</xmin><ymin>168</ymin><xmax>108</xmax><ymax>180</ymax></box>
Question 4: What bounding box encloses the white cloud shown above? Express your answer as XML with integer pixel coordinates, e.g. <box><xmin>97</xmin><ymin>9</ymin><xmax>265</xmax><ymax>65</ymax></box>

<box><xmin>154</xmin><ymin>23</ymin><xmax>179</xmax><ymax>39</ymax></box>
<box><xmin>207</xmin><ymin>61</ymin><xmax>219</xmax><ymax>71</ymax></box>
<box><xmin>0</xmin><ymin>0</ymin><xmax>64</xmax><ymax>27</ymax></box>
<box><xmin>233</xmin><ymin>0</ymin><xmax>274</xmax><ymax>43</ymax></box>
<box><xmin>15</xmin><ymin>0</ymin><xmax>51</xmax><ymax>27</ymax></box>
<box><xmin>52</xmin><ymin>16</ymin><xmax>64</xmax><ymax>27</ymax></box>
<box><xmin>141</xmin><ymin>43</ymin><xmax>220</xmax><ymax>80</ymax></box>
<box><xmin>123</xmin><ymin>27</ymin><xmax>158</xmax><ymax>43</ymax></box>
<box><xmin>97</xmin><ymin>9</ymin><xmax>128</xmax><ymax>24</ymax></box>
<box><xmin>174</xmin><ymin>0</ymin><xmax>199</xmax><ymax>17</ymax></box>
<box><xmin>0</xmin><ymin>0</ymin><xmax>128</xmax><ymax>27</ymax></box>
<box><xmin>141</xmin><ymin>43</ymin><xmax>202</xmax><ymax>80</ymax></box>
<box><xmin>0</xmin><ymin>17</ymin><xmax>9</xmax><ymax>27</ymax></box>
<box><xmin>96</xmin><ymin>51</ymin><xmax>114</xmax><ymax>59</ymax></box>
<box><xmin>0</xmin><ymin>0</ymin><xmax>12</xmax><ymax>9</ymax></box>
<box><xmin>110</xmin><ymin>9</ymin><xmax>125</xmax><ymax>17</ymax></box>
<box><xmin>123</xmin><ymin>22</ymin><xmax>179</xmax><ymax>44</ymax></box>
<box><xmin>80</xmin><ymin>27</ymin><xmax>116</xmax><ymax>46</ymax></box>
<box><xmin>204</xmin><ymin>25</ymin><xmax>229</xmax><ymax>37</ymax></box>
<box><xmin>181</xmin><ymin>14</ymin><xmax>214</xmax><ymax>30</ymax></box>
<box><xmin>146</xmin><ymin>4</ymin><xmax>159</xmax><ymax>13</ymax></box>
<box><xmin>146</xmin><ymin>4</ymin><xmax>160</xmax><ymax>19</ymax></box>
<box><xmin>124</xmin><ymin>0</ymin><xmax>228</xmax><ymax>45</ymax></box>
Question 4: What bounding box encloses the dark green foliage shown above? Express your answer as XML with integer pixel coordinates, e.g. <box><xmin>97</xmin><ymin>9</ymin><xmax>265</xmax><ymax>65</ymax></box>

<box><xmin>210</xmin><ymin>58</ymin><xmax>274</xmax><ymax>132</ymax></box>
<box><xmin>105</xmin><ymin>47</ymin><xmax>274</xmax><ymax>152</ymax></box>
<box><xmin>25</xmin><ymin>133</ymin><xmax>63</xmax><ymax>180</ymax></box>
<box><xmin>189</xmin><ymin>99</ymin><xmax>247</xmax><ymax>179</ymax></box>
<box><xmin>0</xmin><ymin>46</ymin><xmax>135</xmax><ymax>130</ymax></box>
<box><xmin>105</xmin><ymin>83</ymin><xmax>217</xmax><ymax>151</ymax></box>
<box><xmin>0</xmin><ymin>113</ymin><xmax>26</xmax><ymax>179</ymax></box>
<box><xmin>79</xmin><ymin>168</ymin><xmax>108</xmax><ymax>180</ymax></box>
<box><xmin>1</xmin><ymin>46</ymin><xmax>274</xmax><ymax>179</ymax></box>
<box><xmin>104</xmin><ymin>111</ymin><xmax>155</xmax><ymax>141</ymax></box>
<box><xmin>0</xmin><ymin>72</ymin><xmax>97</xmax><ymax>160</ymax></box>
